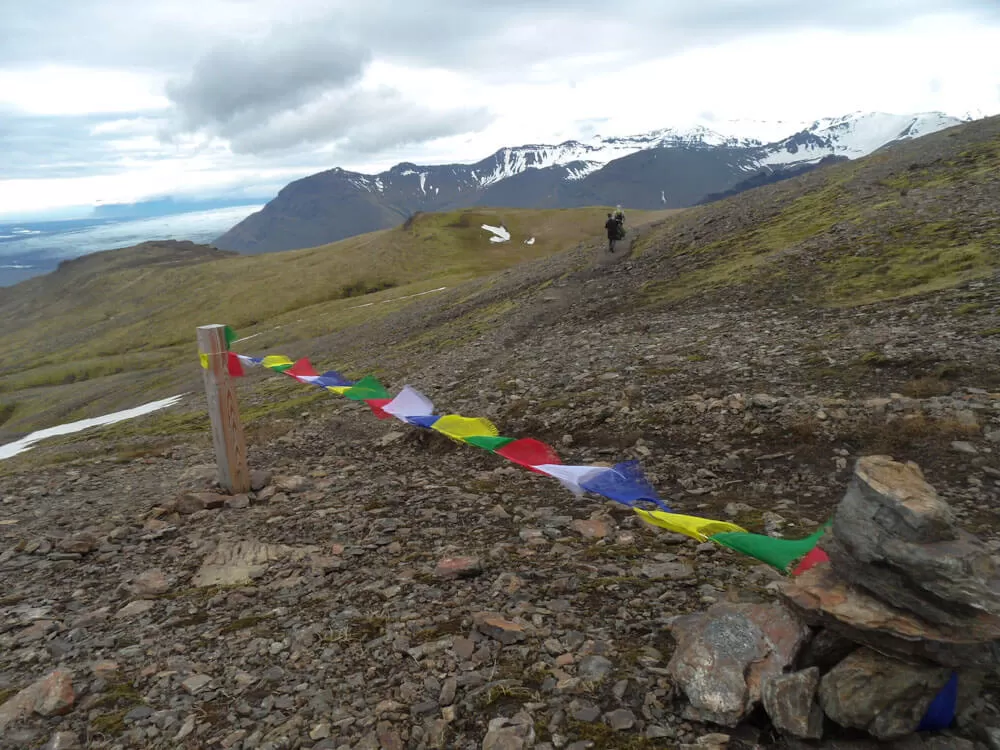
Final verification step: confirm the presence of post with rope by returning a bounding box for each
[196,324,250,493]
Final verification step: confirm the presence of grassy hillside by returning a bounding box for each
[0,206,672,439]
[635,117,1000,308]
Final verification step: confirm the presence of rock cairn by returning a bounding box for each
[667,455,1000,743]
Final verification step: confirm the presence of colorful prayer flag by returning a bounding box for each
[634,509,744,541]
[431,415,500,442]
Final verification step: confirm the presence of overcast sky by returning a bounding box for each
[2,0,999,219]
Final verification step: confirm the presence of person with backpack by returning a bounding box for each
[613,205,625,230]
[605,212,621,252]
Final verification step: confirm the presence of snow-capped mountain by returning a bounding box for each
[759,111,967,166]
[215,111,973,254]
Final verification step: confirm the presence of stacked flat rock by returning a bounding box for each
[781,455,1000,668]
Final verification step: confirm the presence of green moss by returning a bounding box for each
[88,678,144,735]
[819,243,993,306]
[979,327,1000,337]
[955,302,986,315]
[685,353,708,362]
[563,720,674,748]
[91,710,129,735]
[0,687,19,704]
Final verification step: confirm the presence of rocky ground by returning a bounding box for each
[2,244,1000,748]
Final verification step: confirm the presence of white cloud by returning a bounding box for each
[1,4,999,216]
[0,66,168,115]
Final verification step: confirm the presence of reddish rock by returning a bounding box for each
[570,518,611,539]
[474,612,527,645]
[434,556,482,579]
[780,563,1000,668]
[0,670,75,732]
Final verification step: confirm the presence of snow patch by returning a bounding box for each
[563,161,603,181]
[419,173,427,195]
[0,395,185,460]
[524,237,535,245]
[481,224,510,243]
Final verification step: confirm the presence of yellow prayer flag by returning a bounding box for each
[327,386,351,395]
[262,355,294,369]
[431,414,499,442]
[633,509,747,542]
[199,353,209,369]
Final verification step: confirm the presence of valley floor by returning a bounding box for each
[2,232,1000,748]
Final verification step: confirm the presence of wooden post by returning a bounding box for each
[197,324,250,493]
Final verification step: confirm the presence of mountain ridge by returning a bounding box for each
[214,111,970,254]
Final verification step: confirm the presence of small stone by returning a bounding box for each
[57,531,100,554]
[181,674,212,695]
[310,722,332,740]
[482,729,525,750]
[43,732,81,750]
[606,709,635,731]
[439,677,457,706]
[274,474,307,492]
[570,519,611,539]
[761,667,823,739]
[578,655,613,682]
[225,493,250,509]
[250,469,272,491]
[570,701,601,722]
[92,661,120,679]
[641,562,694,580]
[474,613,526,644]
[221,729,248,748]
[117,600,154,618]
[124,705,154,722]
[130,569,170,597]
[435,556,482,579]
[951,441,978,455]
[695,734,731,747]
[453,637,476,660]
[377,722,404,750]
[174,715,196,741]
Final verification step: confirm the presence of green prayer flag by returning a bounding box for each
[224,325,238,350]
[270,363,294,373]
[343,375,390,401]
[463,435,517,451]
[710,522,831,572]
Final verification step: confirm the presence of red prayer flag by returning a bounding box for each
[495,438,562,474]
[791,547,829,576]
[285,358,319,379]
[226,352,244,377]
[365,398,394,420]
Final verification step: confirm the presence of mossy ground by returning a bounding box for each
[640,131,1000,308]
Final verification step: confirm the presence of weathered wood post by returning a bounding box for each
[196,324,250,493]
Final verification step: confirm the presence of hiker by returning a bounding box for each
[605,212,621,252]
[613,204,625,228]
